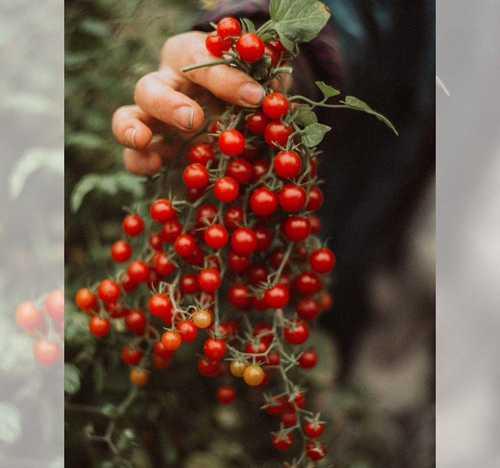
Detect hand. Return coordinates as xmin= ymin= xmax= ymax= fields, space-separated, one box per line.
xmin=112 ymin=31 xmax=265 ymax=175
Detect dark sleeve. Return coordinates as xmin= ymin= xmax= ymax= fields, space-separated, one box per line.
xmin=194 ymin=0 xmax=345 ymax=98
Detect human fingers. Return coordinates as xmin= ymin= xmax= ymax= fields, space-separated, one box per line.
xmin=134 ymin=68 xmax=206 ymax=133
xmin=161 ymin=32 xmax=265 ymax=108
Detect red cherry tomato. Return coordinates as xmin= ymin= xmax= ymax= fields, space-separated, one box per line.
xmin=217 ymin=17 xmax=242 ymax=39
xmin=262 ymin=92 xmax=289 ymax=120
xmin=236 ymin=33 xmax=265 ymax=63
xmin=274 ymin=150 xmax=302 ymax=179
xmin=231 ymin=227 xmax=257 ymax=256
xmin=123 ymin=214 xmax=144 ymax=237
xmin=214 ymin=176 xmax=240 ymax=203
xmin=219 ymin=129 xmax=246 ymax=157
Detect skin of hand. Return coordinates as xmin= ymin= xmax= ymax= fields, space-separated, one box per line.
xmin=112 ymin=31 xmax=266 ymax=176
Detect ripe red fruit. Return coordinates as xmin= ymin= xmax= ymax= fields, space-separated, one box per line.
xmin=204 ymin=224 xmax=229 ymax=249
xmin=264 ymin=396 xmax=287 ymax=416
xmin=150 ymin=199 xmax=177 ymax=223
xmin=297 ymin=298 xmax=321 ymax=321
xmin=310 ymin=247 xmax=336 ymax=273
xmin=284 ymin=320 xmax=309 ymax=345
xmin=187 ymin=143 xmax=215 ymax=166
xmin=236 ymin=33 xmax=265 ymax=63
xmin=125 ymin=310 xmax=147 ymax=335
xmin=111 ymin=240 xmax=132 ymax=263
xmin=161 ymin=330 xmax=183 ymax=351
xmin=33 ymin=339 xmax=60 ymax=367
xmin=272 ymin=432 xmax=294 ymax=452
xmin=247 ymin=264 xmax=269 ymax=285
xmin=44 ymin=289 xmax=64 ymax=322
xmin=304 ymin=419 xmax=325 ymax=438
xmin=153 ymin=252 xmax=176 ymax=277
xmin=224 ymin=206 xmax=244 ymax=230
xmin=177 ymin=320 xmax=198 ymax=343
xmin=154 ymin=341 xmax=174 ymax=360
xmin=278 ymin=184 xmax=307 ymax=213
xmin=204 ymin=338 xmax=227 ymax=361
xmin=89 ymin=316 xmax=111 ymax=338
xmin=180 ymin=274 xmax=199 ymax=295
xmin=217 ymin=17 xmax=241 ymax=39
xmin=121 ymin=273 xmax=138 ymax=293
xmin=123 ymin=214 xmax=145 ymax=237
xmin=219 ymin=129 xmax=246 ymax=157
xmin=306 ymin=441 xmax=327 ymax=461
xmin=299 ymin=348 xmax=319 ymax=369
xmin=246 ymin=113 xmax=269 ymax=135
xmin=174 ymin=233 xmax=198 ymax=257
xmin=265 ymin=43 xmax=282 ymax=66
xmin=274 ymin=150 xmax=302 ymax=179
xmin=196 ymin=203 xmax=218 ymax=226
xmin=198 ymin=268 xmax=222 ymax=293
xmin=282 ymin=216 xmax=311 ymax=242
xmin=262 ymin=92 xmax=289 ymax=120
xmin=198 ymin=356 xmax=222 ymax=378
xmin=281 ymin=411 xmax=298 ymax=428
xmin=149 ymin=233 xmax=164 ymax=251
xmin=290 ymin=391 xmax=306 ymax=409
xmin=98 ymin=279 xmax=121 ymax=303
xmin=266 ymin=351 xmax=281 ymax=366
xmin=231 ymin=227 xmax=257 ymax=256
xmin=162 ymin=219 xmax=182 ymax=244
xmin=148 ymin=294 xmax=173 ymax=323
xmin=255 ymin=226 xmax=273 ymax=252
xmin=127 ymin=260 xmax=150 ymax=284
xmin=217 ymin=385 xmax=236 ymax=405
xmin=307 ymin=186 xmax=325 ymax=211
xmin=251 ymin=163 xmax=268 ymax=185
xmin=122 ymin=346 xmax=143 ymax=366
xmin=228 ymin=285 xmax=252 ymax=310
xmin=228 ymin=251 xmax=251 ymax=273
xmin=214 ymin=176 xmax=240 ymax=203
xmin=264 ymin=122 xmax=293 ymax=148
xmin=75 ymin=288 xmax=97 ymax=312
xmin=295 ymin=272 xmax=323 ymax=295
xmin=226 ymin=158 xmax=254 ymax=184
xmin=263 ymin=285 xmax=290 ymax=309
xmin=250 ymin=187 xmax=278 ymax=217
xmin=310 ymin=215 xmax=321 ymax=234
xmin=183 ymin=163 xmax=210 ymax=190
xmin=205 ymin=34 xmax=231 ymax=57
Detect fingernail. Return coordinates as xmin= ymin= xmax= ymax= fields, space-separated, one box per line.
xmin=173 ymin=106 xmax=195 ymax=130
xmin=239 ymin=82 xmax=265 ymax=106
xmin=125 ymin=127 xmax=137 ymax=147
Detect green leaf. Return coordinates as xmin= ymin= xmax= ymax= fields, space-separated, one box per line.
xmin=71 ymin=171 xmax=146 ymax=212
xmin=316 ymin=81 xmax=341 ymax=98
xmin=66 ymin=132 xmax=105 ymax=150
xmin=9 ymin=148 xmax=63 ymax=198
xmin=342 ymin=96 xmax=399 ymax=135
xmin=241 ymin=18 xmax=256 ymax=33
xmin=0 ymin=402 xmax=21 ymax=443
xmin=80 ymin=18 xmax=110 ymax=38
xmin=64 ymin=363 xmax=81 ymax=394
xmin=302 ymin=123 xmax=331 ymax=148
xmin=295 ymin=106 xmax=318 ymax=127
xmin=270 ymin=0 xmax=331 ymax=49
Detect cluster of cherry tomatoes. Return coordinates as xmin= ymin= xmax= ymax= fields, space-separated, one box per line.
xmin=75 ymin=16 xmax=336 ymax=464
xmin=16 ymin=289 xmax=64 ymax=367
